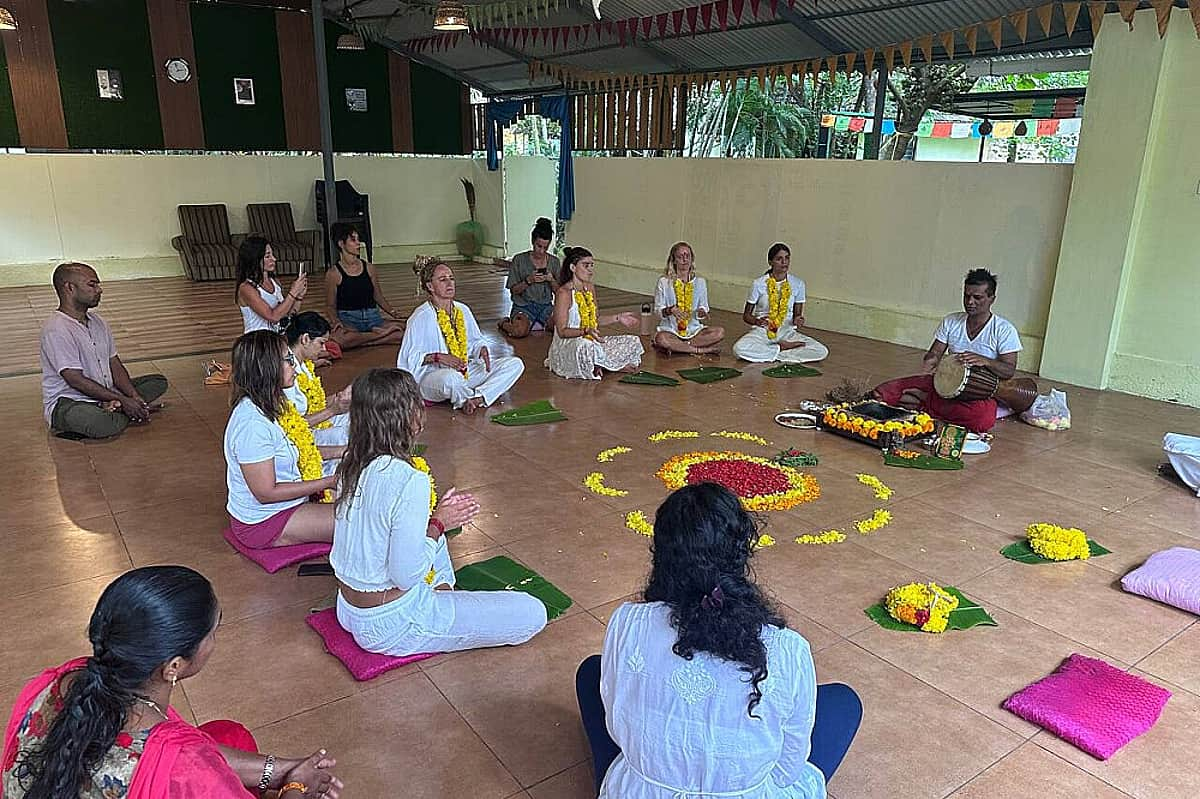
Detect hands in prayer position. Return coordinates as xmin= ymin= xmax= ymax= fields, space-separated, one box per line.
xmin=429 ymin=487 xmax=481 ymax=537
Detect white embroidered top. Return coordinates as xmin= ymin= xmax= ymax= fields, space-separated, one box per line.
xmin=600 ymin=602 xmax=826 ymax=799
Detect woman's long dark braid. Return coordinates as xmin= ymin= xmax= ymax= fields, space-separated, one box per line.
xmin=15 ymin=567 xmax=217 ymax=799
xmin=643 ymin=483 xmax=786 ymax=718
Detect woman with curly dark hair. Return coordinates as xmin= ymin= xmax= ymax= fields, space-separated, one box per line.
xmin=574 ymin=483 xmax=862 ymax=798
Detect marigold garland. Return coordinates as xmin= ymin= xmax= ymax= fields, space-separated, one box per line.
xmin=822 ymin=404 xmax=934 ymax=441
xmin=711 ymin=430 xmax=770 ymax=446
xmin=1027 ymin=522 xmax=1090 ymax=561
xmin=410 ymin=456 xmax=439 ymax=513
xmin=657 ymin=450 xmax=820 ymax=512
xmin=596 ymin=446 xmax=632 ymax=463
xmin=856 ymin=473 xmax=893 ymax=501
xmin=795 ymin=530 xmax=846 ymax=545
xmin=625 ymin=510 xmax=654 ymax=536
xmin=575 ymin=289 xmax=598 ymax=331
xmin=755 ymin=534 xmax=777 ymax=549
xmin=278 ymin=399 xmax=331 ymax=503
xmin=855 ymin=509 xmax=892 ymax=535
xmin=295 ymin=360 xmax=331 ymax=429
xmin=673 ymin=278 xmax=693 ymax=335
xmin=648 ymin=430 xmax=700 ymax=442
xmin=885 ymin=581 xmax=959 ymax=633
xmin=435 ymin=304 xmax=469 ymax=377
xmin=584 ymin=471 xmax=629 ymax=497
xmin=765 ymin=276 xmax=790 ymax=339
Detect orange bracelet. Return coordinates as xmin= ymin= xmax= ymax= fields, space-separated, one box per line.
xmin=279 ymin=782 xmax=308 ymax=795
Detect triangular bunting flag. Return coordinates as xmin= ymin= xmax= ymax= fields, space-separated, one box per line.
xmin=1088 ymin=1 xmax=1105 ymax=35
xmin=750 ymin=0 xmax=761 ymax=19
xmin=716 ymin=0 xmax=729 ymax=30
xmin=918 ymin=34 xmax=933 ymax=63
xmin=939 ymin=29 xmax=955 ymax=59
xmin=1150 ymin=0 xmax=1172 ymax=36
xmin=616 ymin=19 xmax=627 ymax=45
xmin=756 ymin=66 xmax=766 ymax=92
xmin=964 ymin=24 xmax=979 ymax=53
xmin=700 ymin=3 xmax=712 ymax=31
xmin=862 ymin=48 xmax=875 ymax=71
xmin=882 ymin=45 xmax=896 ymax=70
xmin=1062 ymin=2 xmax=1082 ymax=36
xmin=899 ymin=39 xmax=913 ymax=66
xmin=826 ymin=54 xmax=839 ymax=78
xmin=784 ymin=61 xmax=795 ymax=86
xmin=842 ymin=51 xmax=856 ymax=79
xmin=985 ymin=17 xmax=1004 ymax=49
xmin=686 ymin=6 xmax=698 ymax=34
xmin=673 ymin=9 xmax=684 ymax=34
xmin=732 ymin=0 xmax=745 ymax=24
xmin=1008 ymin=9 xmax=1029 ymax=42
xmin=642 ymin=16 xmax=653 ymax=39
xmin=540 ymin=27 xmax=550 ymax=46
xmin=551 ymin=26 xmax=560 ymax=49
xmin=1117 ymin=0 xmax=1137 ymax=29
xmin=1036 ymin=3 xmax=1055 ymax=36
xmin=769 ymin=0 xmax=778 ymax=15
xmin=656 ymin=12 xmax=668 ymax=37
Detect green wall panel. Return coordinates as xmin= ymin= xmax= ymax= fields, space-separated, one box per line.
xmin=48 ymin=0 xmax=163 ymax=150
xmin=325 ymin=24 xmax=392 ymax=153
xmin=0 ymin=37 xmax=18 ymax=147
xmin=191 ymin=3 xmax=286 ymax=151
xmin=410 ymin=62 xmax=463 ymax=155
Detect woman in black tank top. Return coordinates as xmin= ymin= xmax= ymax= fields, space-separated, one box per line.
xmin=324 ymin=223 xmax=405 ymax=351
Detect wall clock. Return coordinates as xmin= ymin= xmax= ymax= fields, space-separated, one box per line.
xmin=165 ymin=58 xmax=192 ymax=84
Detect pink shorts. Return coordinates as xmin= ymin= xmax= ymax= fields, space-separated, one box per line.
xmin=229 ymin=504 xmax=303 ymax=549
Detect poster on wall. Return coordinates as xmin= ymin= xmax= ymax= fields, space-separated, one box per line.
xmin=345 ymin=88 xmax=368 ymax=112
xmin=96 ymin=69 xmax=123 ymax=100
xmin=234 ymin=78 xmax=256 ymax=106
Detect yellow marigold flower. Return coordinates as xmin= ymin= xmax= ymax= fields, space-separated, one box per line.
xmin=584 ymin=471 xmax=628 ymax=497
xmin=885 ymin=581 xmax=958 ymax=633
xmin=856 ymin=473 xmax=893 ymax=501
xmin=625 ymin=510 xmax=654 ymax=536
xmin=854 ymin=508 xmax=892 ymax=535
xmin=711 ymin=430 xmax=771 ymax=446
xmin=795 ymin=529 xmax=846 ymax=545
xmin=648 ymin=430 xmax=700 ymax=442
xmin=596 ymin=446 xmax=632 ymax=463
xmin=1026 ymin=522 xmax=1090 ymax=561
xmin=755 ymin=534 xmax=777 ymax=549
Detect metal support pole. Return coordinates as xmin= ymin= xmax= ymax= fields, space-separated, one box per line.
xmin=311 ymin=0 xmax=338 ymax=267
xmin=867 ymin=64 xmax=888 ymax=160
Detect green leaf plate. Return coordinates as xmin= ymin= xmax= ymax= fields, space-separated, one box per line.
xmin=454 ymin=555 xmax=573 ymax=619
xmin=490 ymin=399 xmax=567 ymax=426
xmin=763 ymin=364 xmax=822 ymax=378
xmin=619 ymin=370 xmax=681 ymax=386
xmin=677 ymin=366 xmax=742 ymax=384
xmin=864 ymin=586 xmax=997 ymax=633
xmin=999 ymin=539 xmax=1111 ymax=564
xmin=882 ymin=451 xmax=964 ymax=470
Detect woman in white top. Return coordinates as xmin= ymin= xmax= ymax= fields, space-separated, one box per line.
xmin=575 ymin=483 xmax=862 ymax=798
xmin=653 ymin=241 xmax=725 ymax=355
xmin=547 ymin=247 xmax=643 ymax=380
xmin=282 ymin=312 xmax=350 ymax=447
xmin=236 ymin=235 xmax=307 ymax=334
xmin=733 ymin=243 xmax=828 ymax=364
xmin=331 ymin=368 xmax=547 ymax=656
xmin=396 ymin=259 xmax=525 ymax=414
xmin=223 ymin=331 xmax=341 ymax=549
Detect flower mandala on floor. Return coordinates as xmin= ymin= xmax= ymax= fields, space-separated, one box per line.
xmin=584 ymin=471 xmax=629 ymax=497
xmin=648 ymin=430 xmax=700 ymax=442
xmin=625 ymin=510 xmax=654 ymax=536
xmin=856 ymin=473 xmax=893 ymax=501
xmin=711 ymin=430 xmax=770 ymax=446
xmin=854 ymin=509 xmax=892 ymax=535
xmin=656 ymin=451 xmax=819 ymax=512
xmin=596 ymin=446 xmax=632 ymax=462
xmin=795 ymin=530 xmax=846 ymax=545
xmin=1027 ymin=522 xmax=1090 ymax=561
xmin=885 ymin=581 xmax=959 ymax=633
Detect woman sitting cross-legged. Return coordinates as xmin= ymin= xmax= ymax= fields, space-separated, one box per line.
xmin=547 ymin=247 xmax=643 ymax=379
xmin=332 ymin=368 xmax=548 ymax=656
xmin=224 ymin=331 xmax=342 ymax=549
xmin=499 ymin=217 xmax=560 ymax=338
xmin=324 ymin=222 xmax=406 ymax=351
xmin=733 ymin=243 xmax=829 ymax=364
xmin=396 ymin=259 xmax=525 ymax=414
xmin=283 ymin=312 xmax=350 ymax=447
xmin=653 ymin=241 xmax=725 ymax=355
xmin=236 ymin=235 xmax=307 ymax=335
xmin=575 ymin=483 xmax=862 ymax=798
xmin=2 ymin=566 xmax=342 ymax=799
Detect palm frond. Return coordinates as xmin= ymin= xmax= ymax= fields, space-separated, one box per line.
xmin=460 ymin=178 xmax=476 ymax=222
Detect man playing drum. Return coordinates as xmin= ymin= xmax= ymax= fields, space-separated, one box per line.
xmin=871 ymin=269 xmax=1022 ymax=433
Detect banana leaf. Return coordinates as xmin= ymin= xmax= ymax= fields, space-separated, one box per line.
xmin=864 ymin=586 xmax=997 ymax=633
xmin=1000 ymin=539 xmax=1111 ymax=564
xmin=677 ymin=366 xmax=742 ymax=384
xmin=619 ymin=371 xmax=681 ymax=386
xmin=490 ymin=400 xmax=567 ymax=426
xmin=454 ymin=556 xmax=573 ymax=619
xmin=882 ymin=451 xmax=964 ymax=470
xmin=763 ymin=364 xmax=822 ymax=378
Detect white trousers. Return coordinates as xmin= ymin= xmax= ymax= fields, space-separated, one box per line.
xmin=1164 ymin=433 xmax=1200 ymax=497
xmin=335 ymin=539 xmax=548 ymax=656
xmin=733 ymin=325 xmax=829 ymax=363
xmin=419 ymin=355 xmax=524 ymax=409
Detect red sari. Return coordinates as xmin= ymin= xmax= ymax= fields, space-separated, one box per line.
xmin=3 ymin=659 xmax=256 ymax=799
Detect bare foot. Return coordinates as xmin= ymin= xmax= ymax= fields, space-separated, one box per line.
xmin=463 ymin=397 xmax=485 ymax=415
xmin=619 ymin=364 xmax=640 ymax=374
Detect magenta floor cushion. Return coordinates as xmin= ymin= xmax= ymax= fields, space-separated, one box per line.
xmin=1121 ymin=547 xmax=1200 ymax=615
xmin=223 ymin=528 xmax=331 ymax=574
xmin=306 ymin=608 xmax=438 ymax=680
xmin=1003 ymin=654 xmax=1171 ymax=759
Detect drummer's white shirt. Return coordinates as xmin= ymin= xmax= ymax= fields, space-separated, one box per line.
xmin=934 ymin=312 xmax=1022 ymax=359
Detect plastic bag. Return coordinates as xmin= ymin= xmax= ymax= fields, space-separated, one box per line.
xmin=1021 ymin=388 xmax=1071 ymax=431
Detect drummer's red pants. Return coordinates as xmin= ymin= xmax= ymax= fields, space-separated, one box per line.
xmin=872 ymin=374 xmax=998 ymax=433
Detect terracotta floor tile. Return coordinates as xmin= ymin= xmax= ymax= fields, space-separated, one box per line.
xmin=252 ymin=671 xmax=522 ymax=799
xmin=919 ymin=475 xmax=1109 ymax=539
xmin=1080 ymin=514 xmax=1200 ymax=576
xmin=947 ymin=741 xmax=1134 ymax=798
xmin=527 ymin=761 xmax=595 ymax=799
xmin=960 ymin=560 xmax=1194 ymax=664
xmin=422 ymin=612 xmax=605 ymax=787
xmin=1004 ymin=450 xmax=1164 ymax=513
xmin=776 ymin=602 xmax=845 ymax=653
xmin=814 ymin=641 xmax=1023 ymax=799
xmin=1109 ymin=485 xmax=1200 ymax=539
xmin=0 ymin=516 xmax=131 ymax=600
xmin=1137 ymin=623 xmax=1200 ymax=695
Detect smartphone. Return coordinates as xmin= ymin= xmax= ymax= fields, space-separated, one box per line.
xmin=297 ymin=562 xmax=334 ymax=577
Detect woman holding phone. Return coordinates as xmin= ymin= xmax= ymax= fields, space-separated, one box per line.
xmin=500 ymin=217 xmax=559 ymax=338
xmin=236 ymin=236 xmax=307 ymax=334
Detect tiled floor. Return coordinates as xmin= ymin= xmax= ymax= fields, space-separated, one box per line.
xmin=3 ymin=275 xmax=1199 ymax=798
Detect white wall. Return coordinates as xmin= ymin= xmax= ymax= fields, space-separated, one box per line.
xmin=0 ymin=153 xmax=504 ymax=287
xmin=568 ymin=157 xmax=1073 ymax=370
xmin=502 ymin=155 xmax=558 ymax=256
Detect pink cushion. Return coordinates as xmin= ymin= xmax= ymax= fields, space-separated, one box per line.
xmin=1002 ymin=654 xmax=1171 ymax=759
xmin=222 ymin=527 xmax=330 ymax=574
xmin=1121 ymin=547 xmax=1200 ymax=615
xmin=305 ymin=608 xmax=438 ymax=680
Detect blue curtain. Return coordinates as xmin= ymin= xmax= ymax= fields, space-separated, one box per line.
xmin=537 ymin=94 xmax=575 ymax=221
xmin=485 ymin=100 xmax=524 ymax=171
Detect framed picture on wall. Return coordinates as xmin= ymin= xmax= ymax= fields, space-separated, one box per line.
xmin=234 ymin=78 xmax=256 ymax=106
xmin=96 ymin=69 xmax=123 ymax=100
xmin=345 ymin=88 xmax=368 ymax=113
